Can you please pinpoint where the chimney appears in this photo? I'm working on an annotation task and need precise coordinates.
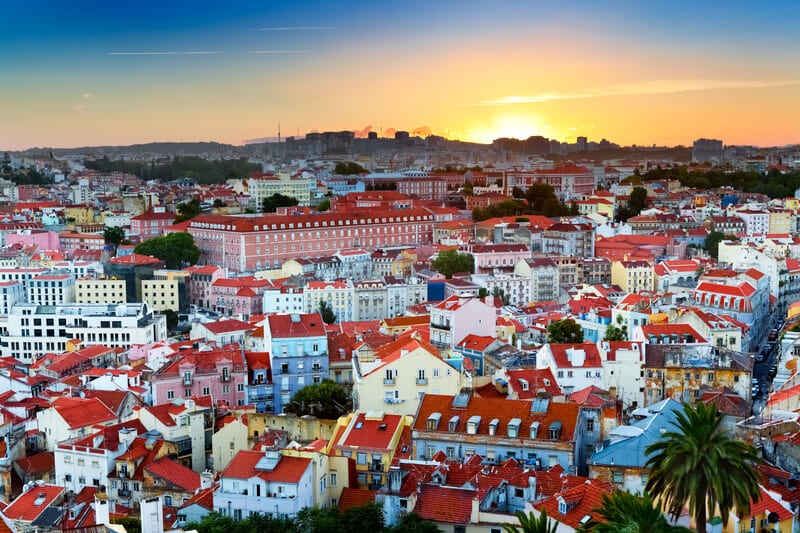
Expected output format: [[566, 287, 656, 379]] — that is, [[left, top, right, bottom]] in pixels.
[[388, 466, 402, 493], [118, 427, 137, 451], [200, 470, 214, 490], [94, 495, 110, 526], [140, 496, 165, 533]]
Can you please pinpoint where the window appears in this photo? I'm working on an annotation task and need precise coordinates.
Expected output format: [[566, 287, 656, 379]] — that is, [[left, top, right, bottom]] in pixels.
[[446, 446, 455, 458], [586, 419, 594, 432], [222, 385, 230, 393], [557, 371, 564, 378], [65, 474, 72, 482], [202, 387, 210, 396], [357, 452, 367, 464], [320, 475, 326, 493], [237, 383, 244, 392], [567, 371, 573, 378], [330, 472, 337, 486], [613, 471, 624, 483]]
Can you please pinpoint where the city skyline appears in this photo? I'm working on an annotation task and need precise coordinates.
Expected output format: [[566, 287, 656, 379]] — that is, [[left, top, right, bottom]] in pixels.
[[2, 0, 799, 151]]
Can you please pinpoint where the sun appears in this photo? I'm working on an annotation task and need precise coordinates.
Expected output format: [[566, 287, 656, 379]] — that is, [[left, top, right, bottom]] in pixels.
[[467, 114, 546, 144]]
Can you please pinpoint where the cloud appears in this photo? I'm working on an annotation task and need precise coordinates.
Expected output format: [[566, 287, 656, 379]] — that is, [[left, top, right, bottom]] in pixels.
[[253, 26, 336, 31], [353, 125, 373, 138], [107, 51, 222, 56], [73, 104, 85, 111], [82, 93, 92, 100], [478, 79, 800, 105], [247, 50, 313, 54]]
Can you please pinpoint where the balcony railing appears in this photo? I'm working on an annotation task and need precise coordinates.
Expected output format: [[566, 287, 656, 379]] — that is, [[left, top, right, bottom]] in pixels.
[[431, 323, 450, 330], [416, 377, 428, 385], [118, 489, 131, 497], [220, 373, 230, 382], [369, 462, 384, 472], [383, 378, 396, 385]]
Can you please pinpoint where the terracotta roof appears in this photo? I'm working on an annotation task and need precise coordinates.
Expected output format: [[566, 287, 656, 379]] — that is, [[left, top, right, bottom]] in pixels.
[[267, 313, 326, 338], [338, 487, 377, 511], [506, 368, 561, 398], [220, 450, 311, 484], [179, 485, 215, 512], [52, 397, 117, 429], [414, 484, 474, 524], [747, 486, 793, 522], [547, 343, 603, 369], [534, 482, 611, 529], [4, 485, 64, 522], [108, 253, 163, 265], [14, 452, 55, 475], [201, 318, 257, 335], [145, 457, 201, 492], [333, 412, 404, 452]]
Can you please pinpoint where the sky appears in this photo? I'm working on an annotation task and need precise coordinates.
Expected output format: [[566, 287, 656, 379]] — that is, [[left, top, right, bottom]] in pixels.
[[1, 0, 799, 150]]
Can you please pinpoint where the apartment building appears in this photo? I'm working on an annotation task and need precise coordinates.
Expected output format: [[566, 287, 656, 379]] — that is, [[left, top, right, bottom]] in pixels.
[[76, 278, 127, 304]]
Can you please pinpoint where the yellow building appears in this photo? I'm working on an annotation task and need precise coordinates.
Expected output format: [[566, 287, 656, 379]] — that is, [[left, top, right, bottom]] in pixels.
[[380, 315, 430, 336], [768, 208, 793, 234], [720, 486, 794, 533], [327, 410, 413, 490], [76, 278, 127, 304], [283, 440, 352, 509], [611, 260, 655, 293], [64, 205, 95, 225], [141, 279, 180, 312]]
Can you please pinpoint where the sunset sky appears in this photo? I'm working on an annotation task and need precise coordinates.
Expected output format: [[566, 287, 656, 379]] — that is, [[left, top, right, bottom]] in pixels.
[[1, 0, 798, 150]]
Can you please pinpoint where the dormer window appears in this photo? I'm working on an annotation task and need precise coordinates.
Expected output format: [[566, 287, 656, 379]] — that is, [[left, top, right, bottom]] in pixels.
[[427, 412, 441, 431], [508, 417, 521, 438], [519, 379, 529, 391], [530, 421, 540, 439], [448, 416, 459, 432], [488, 418, 499, 436], [549, 421, 562, 440], [558, 498, 567, 515], [466, 415, 481, 435]]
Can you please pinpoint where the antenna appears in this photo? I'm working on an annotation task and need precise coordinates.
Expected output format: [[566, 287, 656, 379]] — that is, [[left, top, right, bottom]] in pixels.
[[278, 122, 281, 144]]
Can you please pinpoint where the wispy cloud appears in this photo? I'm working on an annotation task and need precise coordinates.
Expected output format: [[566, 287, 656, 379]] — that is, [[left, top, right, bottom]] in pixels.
[[107, 51, 223, 56], [479, 79, 800, 105], [82, 93, 92, 100], [247, 50, 313, 54], [253, 26, 335, 31]]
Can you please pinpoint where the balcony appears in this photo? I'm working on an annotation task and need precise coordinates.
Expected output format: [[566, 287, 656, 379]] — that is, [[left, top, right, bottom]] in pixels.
[[431, 322, 450, 330], [369, 462, 384, 472], [416, 377, 428, 386], [118, 489, 131, 497], [183, 376, 193, 386], [383, 378, 396, 386], [220, 373, 230, 382]]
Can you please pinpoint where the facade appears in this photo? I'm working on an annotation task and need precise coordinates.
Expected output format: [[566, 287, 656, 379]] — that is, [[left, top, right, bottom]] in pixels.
[[187, 209, 435, 273], [130, 210, 177, 239], [468, 244, 530, 274], [429, 295, 496, 349], [514, 257, 559, 303], [600, 341, 645, 409], [75, 278, 127, 304], [1, 302, 167, 364], [412, 393, 594, 474], [263, 313, 329, 413], [536, 343, 604, 395], [541, 222, 595, 257], [611, 260, 654, 294], [505, 165, 596, 201], [214, 448, 314, 520], [27, 273, 76, 306], [141, 278, 180, 312], [353, 336, 463, 416], [0, 281, 25, 314], [185, 265, 226, 310]]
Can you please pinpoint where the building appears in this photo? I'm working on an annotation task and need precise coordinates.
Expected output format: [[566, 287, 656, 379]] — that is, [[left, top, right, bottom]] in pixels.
[[36, 397, 120, 451], [412, 393, 595, 474], [600, 341, 645, 409], [1, 302, 167, 365], [429, 295, 496, 349], [541, 222, 595, 258], [691, 138, 724, 163], [187, 209, 434, 273], [75, 277, 127, 304], [263, 313, 329, 413], [611, 260, 654, 294], [185, 265, 226, 310], [141, 278, 180, 312], [214, 448, 314, 520], [130, 210, 177, 239], [505, 165, 596, 201], [468, 244, 530, 274], [536, 343, 604, 395], [27, 273, 76, 306], [353, 335, 463, 416], [515, 257, 560, 303]]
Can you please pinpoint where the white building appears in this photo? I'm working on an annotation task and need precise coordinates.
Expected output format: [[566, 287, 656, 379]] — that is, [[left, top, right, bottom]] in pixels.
[[536, 342, 604, 395], [27, 273, 76, 306], [599, 341, 645, 409], [1, 302, 167, 364], [429, 295, 496, 349], [55, 425, 139, 493]]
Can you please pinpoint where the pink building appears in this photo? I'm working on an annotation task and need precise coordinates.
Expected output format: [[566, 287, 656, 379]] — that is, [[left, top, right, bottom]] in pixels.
[[59, 230, 105, 254], [465, 243, 530, 274], [505, 164, 596, 201], [187, 209, 434, 273], [130, 210, 177, 240], [184, 265, 226, 310], [5, 230, 61, 251], [211, 277, 272, 318], [150, 341, 257, 409]]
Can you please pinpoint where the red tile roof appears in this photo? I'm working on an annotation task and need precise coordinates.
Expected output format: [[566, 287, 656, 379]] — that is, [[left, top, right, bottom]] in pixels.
[[338, 487, 377, 512], [220, 450, 312, 483], [14, 452, 55, 475], [547, 343, 603, 369], [201, 318, 257, 335], [414, 484, 474, 524], [145, 457, 201, 492], [334, 412, 404, 452], [4, 485, 64, 522], [108, 253, 163, 265], [52, 397, 118, 429], [534, 482, 611, 529], [267, 313, 326, 338], [506, 368, 561, 398], [179, 485, 215, 512], [747, 486, 793, 522]]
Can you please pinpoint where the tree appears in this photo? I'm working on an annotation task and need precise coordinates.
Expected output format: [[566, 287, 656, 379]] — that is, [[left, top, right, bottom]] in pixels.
[[317, 198, 331, 212], [134, 232, 201, 269], [284, 380, 351, 419], [295, 506, 341, 533], [547, 319, 584, 344], [703, 230, 733, 260], [262, 193, 299, 213], [319, 301, 337, 324], [603, 315, 628, 342], [628, 187, 648, 216], [504, 509, 558, 533], [578, 491, 692, 533], [645, 402, 761, 533], [164, 309, 179, 330], [174, 198, 202, 223], [386, 512, 443, 533], [430, 250, 474, 278], [334, 162, 366, 175], [492, 286, 510, 305], [340, 502, 384, 531], [103, 226, 126, 251]]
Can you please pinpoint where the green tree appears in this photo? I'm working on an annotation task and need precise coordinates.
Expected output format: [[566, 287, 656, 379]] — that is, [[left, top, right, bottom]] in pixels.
[[430, 250, 474, 278], [164, 309, 179, 330], [175, 198, 202, 223], [341, 502, 384, 531], [103, 226, 126, 251], [262, 193, 299, 213], [504, 509, 558, 533], [284, 380, 351, 419], [578, 491, 692, 533], [526, 183, 558, 213], [703, 230, 735, 260], [334, 162, 366, 175], [645, 402, 761, 533], [478, 287, 489, 298], [386, 512, 443, 533], [603, 315, 628, 342], [547, 319, 584, 344], [628, 187, 648, 216], [317, 198, 331, 212], [134, 232, 201, 269], [295, 506, 341, 533], [492, 286, 510, 305], [319, 300, 337, 324]]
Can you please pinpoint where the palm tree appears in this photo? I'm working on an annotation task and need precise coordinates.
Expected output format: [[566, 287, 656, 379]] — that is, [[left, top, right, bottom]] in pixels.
[[577, 490, 692, 533], [645, 402, 761, 533], [504, 510, 557, 533]]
